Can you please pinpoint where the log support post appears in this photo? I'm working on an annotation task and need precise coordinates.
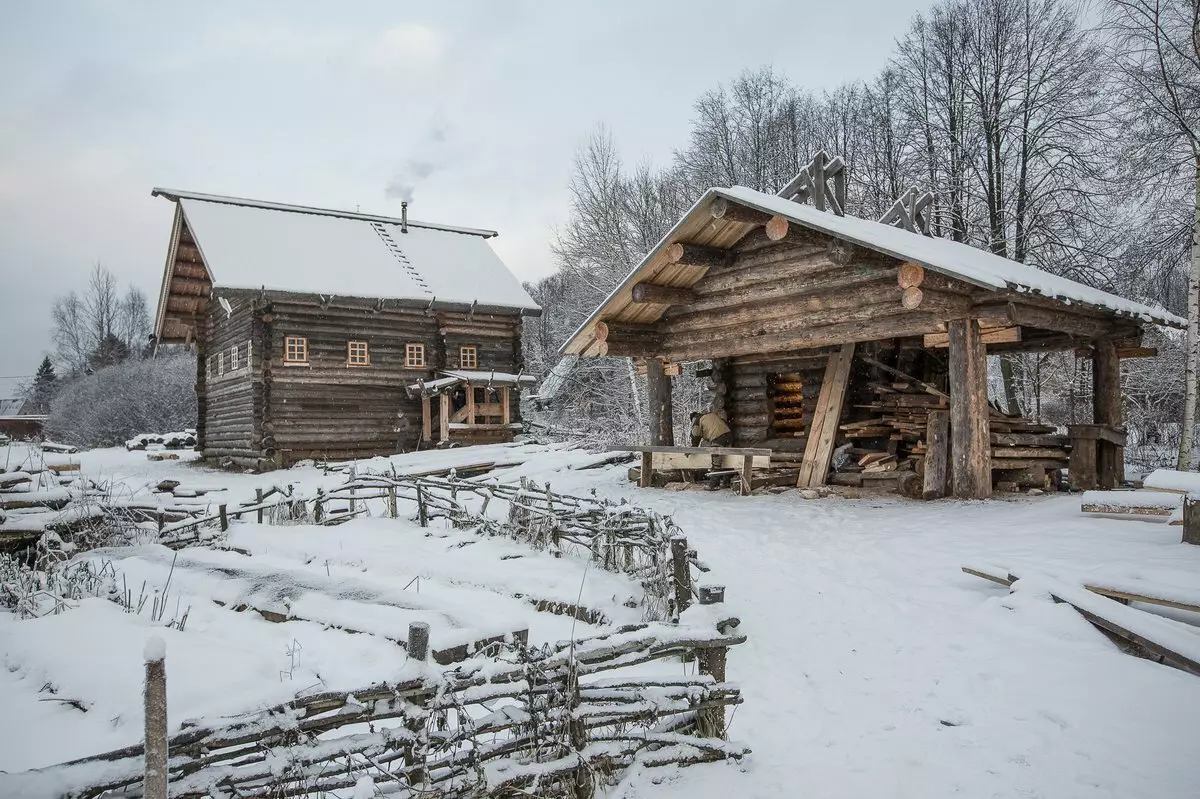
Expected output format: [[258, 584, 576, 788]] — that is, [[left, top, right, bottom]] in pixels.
[[1092, 338, 1123, 489], [1069, 438, 1098, 491], [143, 638, 168, 799], [639, 450, 653, 488], [256, 488, 264, 523], [948, 319, 991, 499], [439, 392, 451, 443], [421, 395, 432, 442], [1184, 497, 1200, 546], [646, 358, 674, 446], [739, 454, 754, 496], [218, 504, 228, 532], [696, 584, 727, 738]]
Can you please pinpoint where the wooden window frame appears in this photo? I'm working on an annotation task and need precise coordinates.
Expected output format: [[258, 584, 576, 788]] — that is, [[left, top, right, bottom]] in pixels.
[[284, 335, 309, 365], [405, 343, 425, 368], [229, 344, 240, 371], [217, 351, 226, 375], [460, 345, 478, 369], [347, 340, 371, 367]]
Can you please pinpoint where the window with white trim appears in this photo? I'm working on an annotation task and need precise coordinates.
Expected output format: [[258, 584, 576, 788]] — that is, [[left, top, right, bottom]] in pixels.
[[347, 340, 370, 366], [217, 351, 226, 375], [460, 345, 478, 369], [284, 335, 308, 364], [405, 343, 425, 368]]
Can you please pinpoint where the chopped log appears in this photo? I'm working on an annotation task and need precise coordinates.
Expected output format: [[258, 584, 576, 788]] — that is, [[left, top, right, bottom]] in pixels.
[[764, 215, 789, 241], [710, 197, 773, 225], [631, 283, 697, 306], [901, 286, 924, 309], [897, 262, 925, 289], [948, 319, 991, 498], [664, 242, 730, 268]]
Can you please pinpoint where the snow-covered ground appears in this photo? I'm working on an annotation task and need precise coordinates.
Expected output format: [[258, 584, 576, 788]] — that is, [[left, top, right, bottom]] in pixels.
[[2, 442, 1199, 797]]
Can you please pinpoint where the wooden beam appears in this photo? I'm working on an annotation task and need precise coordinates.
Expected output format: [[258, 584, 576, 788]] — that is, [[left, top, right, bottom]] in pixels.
[[439, 392, 450, 442], [924, 326, 1021, 348], [421, 396, 432, 442], [609, 444, 772, 456], [501, 387, 511, 425], [664, 242, 730, 267], [1093, 338, 1123, 489], [646, 358, 674, 446], [595, 320, 664, 358], [797, 343, 856, 487], [1003, 302, 1112, 339], [923, 409, 951, 500], [710, 197, 773, 226], [631, 283, 697, 306], [948, 319, 991, 498], [466, 384, 476, 426]]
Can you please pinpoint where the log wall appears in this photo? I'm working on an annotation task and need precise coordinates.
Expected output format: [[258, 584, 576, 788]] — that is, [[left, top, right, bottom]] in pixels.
[[200, 294, 263, 462]]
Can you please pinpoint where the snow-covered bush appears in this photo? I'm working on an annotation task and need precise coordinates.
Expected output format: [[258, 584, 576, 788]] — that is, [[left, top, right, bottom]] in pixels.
[[46, 353, 197, 449]]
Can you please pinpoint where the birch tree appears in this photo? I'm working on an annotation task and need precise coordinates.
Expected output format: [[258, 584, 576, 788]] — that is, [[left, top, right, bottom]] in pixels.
[[1106, 0, 1200, 469]]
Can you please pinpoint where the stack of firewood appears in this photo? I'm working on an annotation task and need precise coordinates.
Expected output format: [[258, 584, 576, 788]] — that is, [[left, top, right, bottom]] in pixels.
[[838, 370, 1069, 482]]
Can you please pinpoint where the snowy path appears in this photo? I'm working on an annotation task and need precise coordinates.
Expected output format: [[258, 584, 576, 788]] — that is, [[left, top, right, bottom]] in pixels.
[[590, 482, 1200, 798]]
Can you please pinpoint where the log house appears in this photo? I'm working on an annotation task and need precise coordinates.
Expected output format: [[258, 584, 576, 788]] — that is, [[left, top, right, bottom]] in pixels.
[[151, 189, 540, 469], [559, 154, 1186, 498]]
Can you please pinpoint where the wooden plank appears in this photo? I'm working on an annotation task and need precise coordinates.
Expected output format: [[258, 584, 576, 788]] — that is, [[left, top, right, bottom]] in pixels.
[[421, 396, 432, 442], [961, 566, 1200, 614], [439, 393, 450, 442], [501, 387, 511, 425], [948, 319, 991, 498], [923, 409, 950, 500], [466, 385, 476, 426], [797, 342, 856, 488], [608, 444, 773, 456]]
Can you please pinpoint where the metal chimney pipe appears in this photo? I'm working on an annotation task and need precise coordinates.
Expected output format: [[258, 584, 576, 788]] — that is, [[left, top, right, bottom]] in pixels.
[[401, 201, 409, 234]]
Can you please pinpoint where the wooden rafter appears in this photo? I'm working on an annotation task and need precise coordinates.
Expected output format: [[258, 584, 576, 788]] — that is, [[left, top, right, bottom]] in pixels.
[[879, 187, 935, 235], [777, 150, 847, 216]]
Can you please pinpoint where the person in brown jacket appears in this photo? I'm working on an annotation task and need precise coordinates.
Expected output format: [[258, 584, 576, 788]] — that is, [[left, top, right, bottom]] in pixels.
[[690, 411, 732, 447]]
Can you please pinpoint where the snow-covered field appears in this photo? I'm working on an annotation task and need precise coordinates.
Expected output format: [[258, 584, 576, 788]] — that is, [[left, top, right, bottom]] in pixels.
[[2, 442, 1199, 797]]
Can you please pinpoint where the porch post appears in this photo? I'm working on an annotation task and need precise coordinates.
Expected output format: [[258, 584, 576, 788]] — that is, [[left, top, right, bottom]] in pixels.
[[1093, 338, 1123, 489], [421, 395, 432, 442], [439, 392, 450, 442], [646, 358, 674, 446], [948, 318, 991, 499], [501, 387, 511, 424], [466, 383, 476, 426]]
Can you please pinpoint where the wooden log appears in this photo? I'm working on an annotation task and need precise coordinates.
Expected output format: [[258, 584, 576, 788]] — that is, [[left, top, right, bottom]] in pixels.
[[1185, 497, 1200, 545], [925, 326, 1021, 348], [922, 409, 950, 500], [632, 283, 697, 306], [710, 197, 773, 225], [764, 215, 789, 241], [897, 262, 925, 289], [639, 451, 653, 488], [948, 319, 991, 498], [646, 358, 674, 446], [696, 584, 727, 737], [901, 286, 924, 310], [408, 621, 430, 661], [664, 242, 730, 267]]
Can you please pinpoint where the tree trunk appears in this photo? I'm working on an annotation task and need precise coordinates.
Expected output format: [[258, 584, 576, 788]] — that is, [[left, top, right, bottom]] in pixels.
[[1179, 156, 1200, 471]]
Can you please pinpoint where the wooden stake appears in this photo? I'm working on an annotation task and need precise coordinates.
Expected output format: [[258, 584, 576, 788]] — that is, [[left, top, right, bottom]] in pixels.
[[218, 504, 228, 532], [670, 535, 692, 617], [408, 621, 430, 661], [256, 488, 264, 523], [696, 584, 727, 737], [143, 639, 168, 799]]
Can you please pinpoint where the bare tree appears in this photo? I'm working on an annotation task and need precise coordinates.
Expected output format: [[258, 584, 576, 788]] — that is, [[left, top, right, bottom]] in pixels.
[[51, 263, 150, 375], [1107, 0, 1200, 468]]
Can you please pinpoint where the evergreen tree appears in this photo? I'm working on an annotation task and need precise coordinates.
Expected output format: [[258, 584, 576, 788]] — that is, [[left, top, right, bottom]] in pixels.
[[29, 356, 58, 414]]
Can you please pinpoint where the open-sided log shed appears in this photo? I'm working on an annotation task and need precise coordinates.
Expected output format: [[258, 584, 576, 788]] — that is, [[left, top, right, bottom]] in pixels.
[[560, 153, 1186, 499], [151, 189, 541, 469]]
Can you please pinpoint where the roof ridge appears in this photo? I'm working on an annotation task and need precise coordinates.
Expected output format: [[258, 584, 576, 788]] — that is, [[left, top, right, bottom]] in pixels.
[[152, 188, 498, 238]]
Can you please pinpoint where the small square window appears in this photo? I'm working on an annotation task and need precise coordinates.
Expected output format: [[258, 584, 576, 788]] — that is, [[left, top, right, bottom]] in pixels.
[[405, 343, 425, 368], [348, 340, 370, 366], [284, 335, 308, 364], [460, 345, 478, 369]]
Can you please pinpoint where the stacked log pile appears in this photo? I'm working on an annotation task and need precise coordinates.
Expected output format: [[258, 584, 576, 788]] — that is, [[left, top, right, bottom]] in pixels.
[[837, 363, 1069, 490]]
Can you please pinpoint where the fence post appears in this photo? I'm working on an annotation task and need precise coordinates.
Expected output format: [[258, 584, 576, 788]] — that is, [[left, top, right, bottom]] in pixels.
[[314, 489, 324, 524], [156, 511, 165, 534], [1184, 496, 1200, 545], [387, 485, 398, 519], [218, 504, 228, 532], [417, 484, 428, 527], [256, 488, 264, 523], [406, 622, 430, 787], [670, 535, 692, 618], [696, 585, 727, 738], [567, 661, 594, 799], [143, 636, 168, 799]]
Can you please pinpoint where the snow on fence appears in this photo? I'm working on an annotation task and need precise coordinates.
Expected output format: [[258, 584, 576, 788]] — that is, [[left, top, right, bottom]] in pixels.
[[8, 470, 748, 797]]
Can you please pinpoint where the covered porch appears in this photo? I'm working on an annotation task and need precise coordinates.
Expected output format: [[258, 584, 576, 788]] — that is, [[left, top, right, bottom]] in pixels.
[[407, 370, 537, 447]]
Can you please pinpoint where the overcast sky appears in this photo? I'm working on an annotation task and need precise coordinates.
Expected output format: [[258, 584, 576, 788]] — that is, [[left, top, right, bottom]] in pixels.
[[0, 0, 925, 382]]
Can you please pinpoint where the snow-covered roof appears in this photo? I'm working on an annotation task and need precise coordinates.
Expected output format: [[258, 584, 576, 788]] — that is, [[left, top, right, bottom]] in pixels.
[[0, 377, 29, 416], [405, 370, 537, 395], [533, 356, 578, 403], [716, 186, 1185, 328], [560, 185, 1184, 356], [153, 189, 540, 312]]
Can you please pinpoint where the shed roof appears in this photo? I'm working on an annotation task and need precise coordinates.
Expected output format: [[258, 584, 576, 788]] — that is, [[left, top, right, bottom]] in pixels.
[[153, 189, 540, 312], [561, 186, 1184, 355]]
